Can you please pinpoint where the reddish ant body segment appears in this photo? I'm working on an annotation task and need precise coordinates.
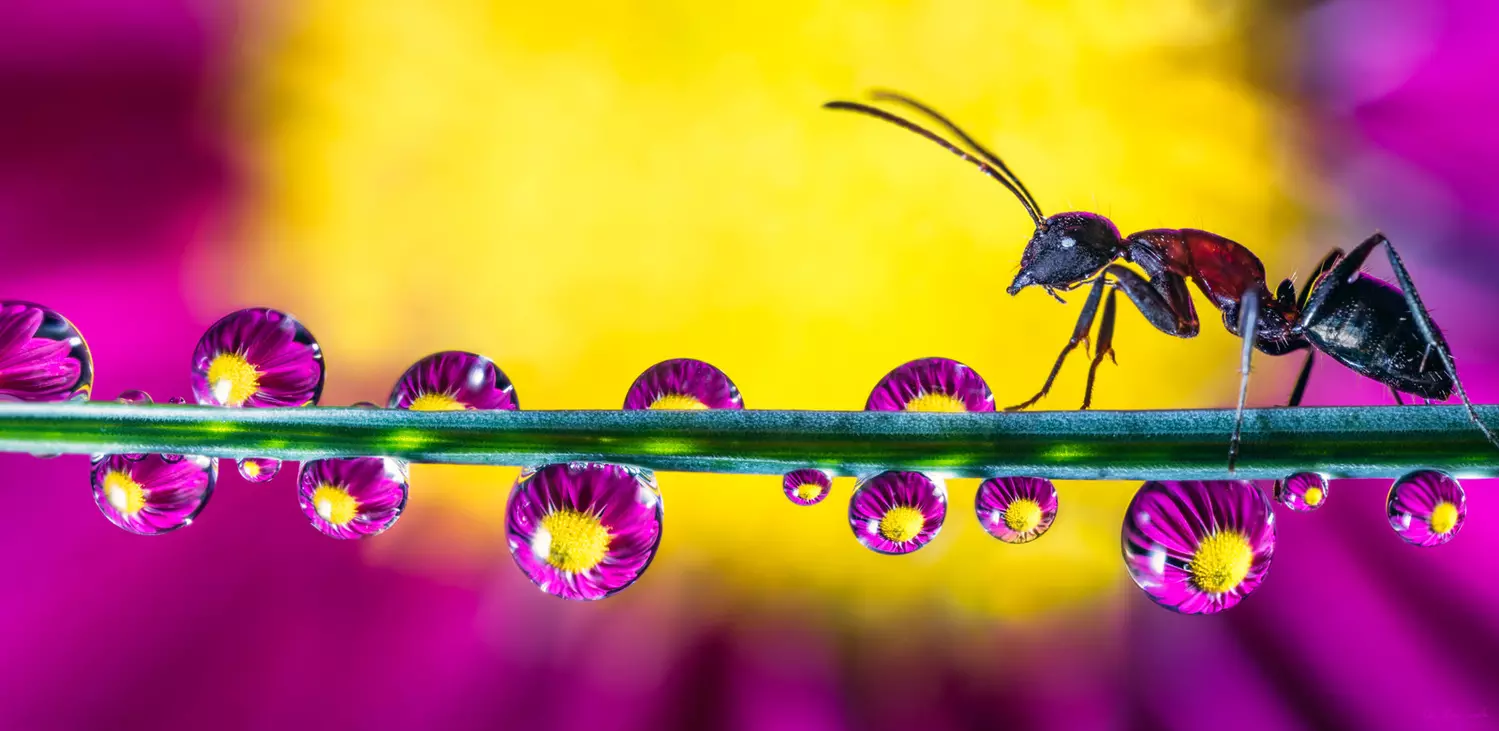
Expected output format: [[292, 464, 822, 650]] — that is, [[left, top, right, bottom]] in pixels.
[[825, 90, 1499, 470]]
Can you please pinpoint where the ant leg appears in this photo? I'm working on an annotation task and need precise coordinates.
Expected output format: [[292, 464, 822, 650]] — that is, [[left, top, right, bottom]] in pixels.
[[1390, 387, 1406, 405], [1104, 265, 1199, 337], [1228, 289, 1261, 473], [1375, 234, 1499, 448], [1081, 286, 1119, 409], [1295, 248, 1344, 313], [1005, 275, 1107, 411], [1288, 349, 1315, 407]]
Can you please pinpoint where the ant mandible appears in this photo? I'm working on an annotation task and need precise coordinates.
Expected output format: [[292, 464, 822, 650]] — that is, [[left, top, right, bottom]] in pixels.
[[825, 90, 1499, 470]]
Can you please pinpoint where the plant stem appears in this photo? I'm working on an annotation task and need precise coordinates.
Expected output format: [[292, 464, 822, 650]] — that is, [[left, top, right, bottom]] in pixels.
[[0, 402, 1493, 480]]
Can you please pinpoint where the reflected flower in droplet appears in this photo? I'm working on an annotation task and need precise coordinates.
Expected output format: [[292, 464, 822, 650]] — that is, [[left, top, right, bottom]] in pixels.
[[191, 307, 324, 408], [506, 462, 664, 601], [1122, 480, 1275, 614], [91, 454, 216, 535], [623, 358, 743, 410], [783, 468, 832, 506], [0, 301, 93, 403], [297, 457, 408, 539], [1274, 472, 1329, 513], [116, 390, 152, 405], [865, 357, 993, 412], [848, 470, 947, 555], [1387, 470, 1465, 547], [238, 457, 281, 484], [388, 350, 517, 411], [976, 476, 1058, 544]]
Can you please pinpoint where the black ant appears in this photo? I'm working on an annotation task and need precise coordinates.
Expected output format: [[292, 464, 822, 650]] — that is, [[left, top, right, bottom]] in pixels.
[[825, 90, 1499, 470]]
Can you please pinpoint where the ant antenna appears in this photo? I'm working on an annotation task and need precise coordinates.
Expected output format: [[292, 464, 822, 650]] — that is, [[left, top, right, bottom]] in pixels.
[[824, 100, 1044, 227], [867, 90, 1044, 219]]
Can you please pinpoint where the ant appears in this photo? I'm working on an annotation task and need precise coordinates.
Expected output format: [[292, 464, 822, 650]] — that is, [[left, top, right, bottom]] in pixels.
[[825, 90, 1499, 470]]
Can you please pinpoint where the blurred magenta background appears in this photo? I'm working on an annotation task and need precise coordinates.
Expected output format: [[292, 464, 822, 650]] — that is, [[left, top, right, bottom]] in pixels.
[[3, 1, 1498, 729]]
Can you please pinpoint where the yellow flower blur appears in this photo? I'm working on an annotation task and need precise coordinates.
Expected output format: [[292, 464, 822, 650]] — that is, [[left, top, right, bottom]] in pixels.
[[233, 0, 1299, 622]]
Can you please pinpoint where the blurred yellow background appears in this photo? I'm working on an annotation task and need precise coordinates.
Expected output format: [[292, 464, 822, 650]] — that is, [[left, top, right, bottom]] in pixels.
[[227, 0, 1302, 621]]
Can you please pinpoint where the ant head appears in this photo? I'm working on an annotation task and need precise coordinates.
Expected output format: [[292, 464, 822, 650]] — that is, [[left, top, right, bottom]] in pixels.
[[1007, 212, 1123, 295]]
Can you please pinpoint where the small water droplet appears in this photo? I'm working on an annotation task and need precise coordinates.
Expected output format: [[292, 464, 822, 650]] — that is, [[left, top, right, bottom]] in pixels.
[[237, 457, 281, 483], [976, 476, 1058, 544], [506, 462, 663, 601], [623, 358, 742, 410], [1122, 480, 1274, 614], [388, 351, 517, 410], [847, 470, 946, 555], [1387, 470, 1465, 547], [115, 390, 152, 405], [1274, 472, 1329, 512], [90, 454, 216, 535], [297, 457, 408, 539], [783, 469, 832, 506], [191, 308, 324, 408], [351, 401, 380, 409]]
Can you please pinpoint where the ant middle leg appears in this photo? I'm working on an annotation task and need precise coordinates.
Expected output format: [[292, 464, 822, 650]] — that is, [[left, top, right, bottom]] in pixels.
[[1005, 275, 1109, 411], [1284, 248, 1343, 408]]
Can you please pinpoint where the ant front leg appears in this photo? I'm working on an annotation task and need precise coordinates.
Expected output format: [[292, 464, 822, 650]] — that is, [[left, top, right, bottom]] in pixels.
[[1005, 275, 1108, 411]]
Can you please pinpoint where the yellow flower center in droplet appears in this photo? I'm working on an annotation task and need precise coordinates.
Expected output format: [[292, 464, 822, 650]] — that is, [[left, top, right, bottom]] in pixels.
[[242, 461, 261, 479], [409, 392, 465, 411], [878, 505, 926, 543], [794, 482, 824, 502], [312, 484, 359, 526], [649, 393, 709, 410], [1003, 498, 1043, 533], [538, 509, 612, 573], [206, 352, 262, 406], [904, 392, 967, 412], [1430, 501, 1459, 535], [1189, 531, 1254, 594], [1303, 486, 1324, 507], [103, 470, 146, 516]]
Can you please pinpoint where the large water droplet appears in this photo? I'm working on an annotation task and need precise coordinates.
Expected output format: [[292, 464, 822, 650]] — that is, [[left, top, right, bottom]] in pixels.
[[623, 358, 742, 410], [848, 470, 946, 555], [1387, 470, 1465, 547], [191, 307, 324, 408], [90, 453, 216, 535], [388, 351, 517, 411], [297, 457, 408, 539], [976, 476, 1058, 544], [1274, 472, 1329, 512], [0, 300, 93, 403], [866, 357, 993, 412], [506, 462, 663, 601], [1122, 480, 1275, 614], [783, 468, 832, 506]]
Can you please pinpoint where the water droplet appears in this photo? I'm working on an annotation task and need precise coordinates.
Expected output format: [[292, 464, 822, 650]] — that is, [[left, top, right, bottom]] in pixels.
[[0, 301, 93, 403], [506, 462, 663, 601], [166, 397, 186, 405], [976, 476, 1058, 544], [783, 468, 832, 506], [866, 357, 993, 412], [848, 470, 947, 555], [115, 390, 152, 405], [237, 457, 281, 483], [297, 457, 408, 539], [351, 401, 380, 409], [1122, 480, 1275, 614], [90, 453, 216, 535], [191, 308, 324, 408], [624, 358, 743, 410], [1387, 470, 1465, 547], [1274, 472, 1329, 512], [388, 351, 517, 410]]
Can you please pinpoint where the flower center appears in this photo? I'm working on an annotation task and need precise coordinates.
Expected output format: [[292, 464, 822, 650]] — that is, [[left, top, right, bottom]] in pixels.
[[1003, 498, 1043, 533], [1302, 486, 1324, 507], [312, 484, 359, 526], [537, 509, 612, 573], [206, 352, 262, 406], [878, 505, 925, 543], [649, 393, 708, 410], [794, 482, 824, 502], [409, 392, 465, 411], [103, 470, 146, 516], [904, 392, 967, 412], [1430, 501, 1459, 535], [242, 461, 261, 479], [1189, 531, 1254, 594]]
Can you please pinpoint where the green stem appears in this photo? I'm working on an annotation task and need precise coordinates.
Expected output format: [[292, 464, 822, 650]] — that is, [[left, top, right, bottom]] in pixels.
[[0, 402, 1493, 480]]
